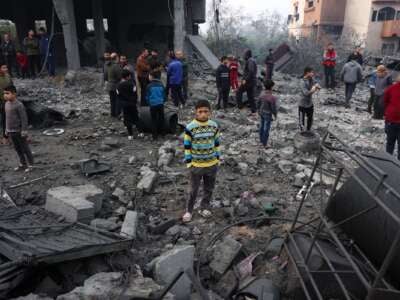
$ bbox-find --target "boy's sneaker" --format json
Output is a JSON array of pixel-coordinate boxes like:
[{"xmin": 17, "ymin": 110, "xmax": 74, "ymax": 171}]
[{"xmin": 14, "ymin": 165, "xmax": 26, "ymax": 171}]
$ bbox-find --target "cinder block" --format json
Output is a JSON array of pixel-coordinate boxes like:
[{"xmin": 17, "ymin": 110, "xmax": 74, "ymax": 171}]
[{"xmin": 45, "ymin": 185, "xmax": 103, "ymax": 223}]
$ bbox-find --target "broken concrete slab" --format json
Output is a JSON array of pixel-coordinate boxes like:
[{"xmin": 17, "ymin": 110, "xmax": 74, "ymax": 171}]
[
  {"xmin": 57, "ymin": 271, "xmax": 174, "ymax": 300},
  {"xmin": 137, "ymin": 166, "xmax": 158, "ymax": 193},
  {"xmin": 294, "ymin": 131, "xmax": 321, "ymax": 153},
  {"xmin": 90, "ymin": 218, "xmax": 119, "ymax": 231},
  {"xmin": 153, "ymin": 245, "xmax": 195, "ymax": 300},
  {"xmin": 210, "ymin": 236, "xmax": 242, "ymax": 276},
  {"xmin": 120, "ymin": 211, "xmax": 138, "ymax": 239},
  {"xmin": 45, "ymin": 185, "xmax": 103, "ymax": 223}
]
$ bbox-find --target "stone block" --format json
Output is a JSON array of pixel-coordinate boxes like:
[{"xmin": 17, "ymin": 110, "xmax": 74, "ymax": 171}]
[
  {"xmin": 153, "ymin": 245, "xmax": 195, "ymax": 300},
  {"xmin": 120, "ymin": 211, "xmax": 138, "ymax": 239},
  {"xmin": 45, "ymin": 185, "xmax": 103, "ymax": 223},
  {"xmin": 210, "ymin": 236, "xmax": 242, "ymax": 275}
]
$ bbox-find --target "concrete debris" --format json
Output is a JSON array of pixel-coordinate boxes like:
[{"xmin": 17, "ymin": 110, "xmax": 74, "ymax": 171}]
[
  {"xmin": 57, "ymin": 271, "xmax": 174, "ymax": 300},
  {"xmin": 11, "ymin": 295, "xmax": 53, "ymax": 300},
  {"xmin": 45, "ymin": 185, "xmax": 103, "ymax": 223},
  {"xmin": 137, "ymin": 166, "xmax": 158, "ymax": 193},
  {"xmin": 210, "ymin": 236, "xmax": 242, "ymax": 275},
  {"xmin": 120, "ymin": 210, "xmax": 139, "ymax": 239},
  {"xmin": 153, "ymin": 245, "xmax": 195, "ymax": 300},
  {"xmin": 158, "ymin": 141, "xmax": 177, "ymax": 168},
  {"xmin": 111, "ymin": 187, "xmax": 129, "ymax": 204},
  {"xmin": 90, "ymin": 218, "xmax": 119, "ymax": 231}
]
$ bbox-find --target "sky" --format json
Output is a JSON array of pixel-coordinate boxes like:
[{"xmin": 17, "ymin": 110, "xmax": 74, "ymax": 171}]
[
  {"xmin": 225, "ymin": 0, "xmax": 290, "ymax": 17},
  {"xmin": 201, "ymin": 0, "xmax": 290, "ymax": 30}
]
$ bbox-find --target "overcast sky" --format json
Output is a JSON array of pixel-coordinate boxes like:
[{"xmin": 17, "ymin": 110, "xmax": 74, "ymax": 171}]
[{"xmin": 224, "ymin": 0, "xmax": 290, "ymax": 17}]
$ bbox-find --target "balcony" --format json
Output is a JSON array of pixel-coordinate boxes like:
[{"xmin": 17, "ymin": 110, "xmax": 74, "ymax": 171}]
[{"xmin": 382, "ymin": 20, "xmax": 400, "ymax": 37}]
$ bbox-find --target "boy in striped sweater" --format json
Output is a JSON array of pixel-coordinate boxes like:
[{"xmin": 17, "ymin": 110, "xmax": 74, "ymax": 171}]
[{"xmin": 183, "ymin": 100, "xmax": 220, "ymax": 222}]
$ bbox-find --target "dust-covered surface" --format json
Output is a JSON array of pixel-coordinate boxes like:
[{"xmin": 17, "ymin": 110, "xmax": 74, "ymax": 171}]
[{"xmin": 0, "ymin": 68, "xmax": 390, "ymax": 299}]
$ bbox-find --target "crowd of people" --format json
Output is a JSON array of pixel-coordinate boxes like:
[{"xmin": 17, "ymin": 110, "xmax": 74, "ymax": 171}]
[
  {"xmin": 0, "ymin": 28, "xmax": 55, "ymax": 79},
  {"xmin": 0, "ymin": 38, "xmax": 399, "ymax": 222}
]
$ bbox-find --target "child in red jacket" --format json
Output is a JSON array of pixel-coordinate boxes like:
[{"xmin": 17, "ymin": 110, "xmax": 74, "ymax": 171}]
[
  {"xmin": 16, "ymin": 51, "xmax": 29, "ymax": 79},
  {"xmin": 228, "ymin": 55, "xmax": 239, "ymax": 91}
]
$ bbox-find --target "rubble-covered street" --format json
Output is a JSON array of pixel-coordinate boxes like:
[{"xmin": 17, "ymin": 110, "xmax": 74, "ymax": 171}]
[{"xmin": 0, "ymin": 67, "xmax": 391, "ymax": 299}]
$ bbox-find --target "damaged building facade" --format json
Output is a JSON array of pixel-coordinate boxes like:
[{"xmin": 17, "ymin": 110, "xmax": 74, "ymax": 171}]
[{"xmin": 0, "ymin": 0, "xmax": 206, "ymax": 70}]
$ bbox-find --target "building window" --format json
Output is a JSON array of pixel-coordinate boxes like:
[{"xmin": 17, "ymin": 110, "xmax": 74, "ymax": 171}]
[
  {"xmin": 34, "ymin": 20, "xmax": 47, "ymax": 32},
  {"xmin": 86, "ymin": 19, "xmax": 109, "ymax": 32},
  {"xmin": 377, "ymin": 7, "xmax": 396, "ymax": 21},
  {"xmin": 372, "ymin": 10, "xmax": 378, "ymax": 22},
  {"xmin": 382, "ymin": 43, "xmax": 395, "ymax": 56},
  {"xmin": 396, "ymin": 11, "xmax": 400, "ymax": 20},
  {"xmin": 307, "ymin": 1, "xmax": 314, "ymax": 8}
]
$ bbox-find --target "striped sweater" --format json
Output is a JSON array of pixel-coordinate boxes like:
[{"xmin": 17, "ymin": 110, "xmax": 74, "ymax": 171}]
[{"xmin": 184, "ymin": 119, "xmax": 221, "ymax": 168}]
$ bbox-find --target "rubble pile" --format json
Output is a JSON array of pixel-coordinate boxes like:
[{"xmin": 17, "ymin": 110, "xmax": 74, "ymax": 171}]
[{"xmin": 0, "ymin": 68, "xmax": 390, "ymax": 299}]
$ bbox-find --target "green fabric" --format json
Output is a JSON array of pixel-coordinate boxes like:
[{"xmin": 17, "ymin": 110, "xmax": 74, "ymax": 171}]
[
  {"xmin": 23, "ymin": 37, "xmax": 40, "ymax": 56},
  {"xmin": 0, "ymin": 74, "xmax": 12, "ymax": 101}
]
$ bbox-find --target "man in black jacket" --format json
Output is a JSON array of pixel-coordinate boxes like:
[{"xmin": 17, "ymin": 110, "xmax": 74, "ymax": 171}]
[
  {"xmin": 0, "ymin": 34, "xmax": 16, "ymax": 77},
  {"xmin": 264, "ymin": 49, "xmax": 274, "ymax": 81},
  {"xmin": 216, "ymin": 56, "xmax": 230, "ymax": 110},
  {"xmin": 236, "ymin": 49, "xmax": 258, "ymax": 114},
  {"xmin": 116, "ymin": 69, "xmax": 139, "ymax": 140}
]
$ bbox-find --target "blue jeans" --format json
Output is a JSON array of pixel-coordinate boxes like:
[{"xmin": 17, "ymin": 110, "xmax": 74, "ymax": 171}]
[{"xmin": 260, "ymin": 115, "xmax": 272, "ymax": 146}]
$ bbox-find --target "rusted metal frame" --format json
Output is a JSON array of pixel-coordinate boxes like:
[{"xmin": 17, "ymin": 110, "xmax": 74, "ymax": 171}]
[{"xmin": 287, "ymin": 232, "xmax": 324, "ymax": 299}]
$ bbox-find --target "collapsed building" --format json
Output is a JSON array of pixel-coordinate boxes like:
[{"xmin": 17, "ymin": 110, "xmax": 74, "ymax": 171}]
[{"xmin": 1, "ymin": 0, "xmax": 213, "ymax": 69}]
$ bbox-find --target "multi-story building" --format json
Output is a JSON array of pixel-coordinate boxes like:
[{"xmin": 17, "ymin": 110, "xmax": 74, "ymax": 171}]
[
  {"xmin": 343, "ymin": 0, "xmax": 400, "ymax": 56},
  {"xmin": 288, "ymin": 0, "xmax": 347, "ymax": 40}
]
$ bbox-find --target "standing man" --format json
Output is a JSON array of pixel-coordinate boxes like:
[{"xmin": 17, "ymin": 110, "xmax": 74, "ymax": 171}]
[
  {"xmin": 372, "ymin": 65, "xmax": 392, "ymax": 119},
  {"xmin": 120, "ymin": 55, "xmax": 135, "ymax": 77},
  {"xmin": 215, "ymin": 56, "xmax": 230, "ymax": 110},
  {"xmin": 167, "ymin": 52, "xmax": 184, "ymax": 108},
  {"xmin": 0, "ymin": 63, "xmax": 13, "ymax": 144},
  {"xmin": 299, "ymin": 67, "xmax": 320, "ymax": 132},
  {"xmin": 383, "ymin": 74, "xmax": 400, "ymax": 160},
  {"xmin": 348, "ymin": 47, "xmax": 364, "ymax": 66},
  {"xmin": 23, "ymin": 30, "xmax": 40, "ymax": 78},
  {"xmin": 264, "ymin": 49, "xmax": 274, "ymax": 81},
  {"xmin": 103, "ymin": 51, "xmax": 112, "ymax": 86},
  {"xmin": 136, "ymin": 49, "xmax": 151, "ymax": 106},
  {"xmin": 340, "ymin": 55, "xmax": 362, "ymax": 108},
  {"xmin": 107, "ymin": 53, "xmax": 122, "ymax": 118},
  {"xmin": 237, "ymin": 49, "xmax": 258, "ymax": 114},
  {"xmin": 0, "ymin": 34, "xmax": 16, "ymax": 77},
  {"xmin": 147, "ymin": 49, "xmax": 161, "ymax": 71},
  {"xmin": 322, "ymin": 43, "xmax": 337, "ymax": 90},
  {"xmin": 38, "ymin": 27, "xmax": 55, "ymax": 77},
  {"xmin": 176, "ymin": 51, "xmax": 189, "ymax": 102},
  {"xmin": 117, "ymin": 69, "xmax": 138, "ymax": 140}
]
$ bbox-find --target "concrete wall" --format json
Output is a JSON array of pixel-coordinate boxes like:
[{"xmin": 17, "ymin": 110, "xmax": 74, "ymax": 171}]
[
  {"xmin": 288, "ymin": 0, "xmax": 306, "ymax": 39},
  {"xmin": 320, "ymin": 0, "xmax": 347, "ymax": 25},
  {"xmin": 343, "ymin": 0, "xmax": 372, "ymax": 40}
]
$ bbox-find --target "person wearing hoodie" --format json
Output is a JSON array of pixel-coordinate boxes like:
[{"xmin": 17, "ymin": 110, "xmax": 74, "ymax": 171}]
[
  {"xmin": 299, "ymin": 67, "xmax": 320, "ymax": 132},
  {"xmin": 38, "ymin": 27, "xmax": 55, "ymax": 77},
  {"xmin": 167, "ymin": 52, "xmax": 184, "ymax": 108},
  {"xmin": 237, "ymin": 49, "xmax": 258, "ymax": 114},
  {"xmin": 340, "ymin": 55, "xmax": 363, "ymax": 107},
  {"xmin": 370, "ymin": 65, "xmax": 392, "ymax": 119},
  {"xmin": 215, "ymin": 56, "xmax": 230, "ymax": 110},
  {"xmin": 146, "ymin": 70, "xmax": 166, "ymax": 139},
  {"xmin": 322, "ymin": 43, "xmax": 337, "ymax": 90},
  {"xmin": 384, "ymin": 74, "xmax": 400, "ymax": 160}
]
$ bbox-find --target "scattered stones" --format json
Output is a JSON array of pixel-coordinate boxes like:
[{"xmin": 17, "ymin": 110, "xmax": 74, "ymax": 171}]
[
  {"xmin": 278, "ymin": 160, "xmax": 294, "ymax": 174},
  {"xmin": 153, "ymin": 245, "xmax": 195, "ymax": 300},
  {"xmin": 210, "ymin": 236, "xmax": 242, "ymax": 275},
  {"xmin": 294, "ymin": 172, "xmax": 307, "ymax": 187},
  {"xmin": 238, "ymin": 162, "xmax": 249, "ymax": 176},
  {"xmin": 158, "ymin": 141, "xmax": 176, "ymax": 168},
  {"xmin": 120, "ymin": 211, "xmax": 139, "ymax": 239},
  {"xmin": 45, "ymin": 185, "xmax": 104, "ymax": 223},
  {"xmin": 265, "ymin": 237, "xmax": 285, "ymax": 259},
  {"xmin": 137, "ymin": 166, "xmax": 158, "ymax": 193},
  {"xmin": 111, "ymin": 187, "xmax": 129, "ymax": 204},
  {"xmin": 252, "ymin": 183, "xmax": 265, "ymax": 194},
  {"xmin": 294, "ymin": 131, "xmax": 321, "ymax": 153}
]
